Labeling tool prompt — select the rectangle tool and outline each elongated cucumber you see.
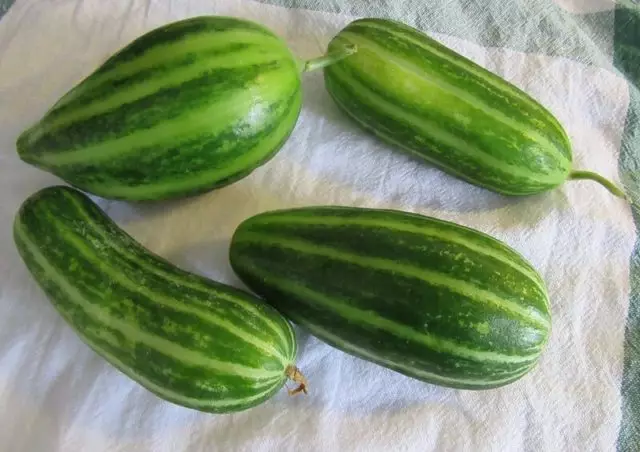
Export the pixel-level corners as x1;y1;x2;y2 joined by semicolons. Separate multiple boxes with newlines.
230;206;551;389
323;18;628;200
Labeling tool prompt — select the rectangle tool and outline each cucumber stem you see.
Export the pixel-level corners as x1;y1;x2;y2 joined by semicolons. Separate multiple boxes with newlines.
568;170;631;202
301;44;357;73
285;365;308;395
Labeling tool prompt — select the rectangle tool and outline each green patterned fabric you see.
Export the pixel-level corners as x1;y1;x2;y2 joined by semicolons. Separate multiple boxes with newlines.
615;5;640;450
257;0;614;65
0;0;14;18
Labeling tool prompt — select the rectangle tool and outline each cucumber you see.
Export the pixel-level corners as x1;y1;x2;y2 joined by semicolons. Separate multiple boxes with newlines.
323;18;628;200
229;206;551;389
16;16;352;201
14;186;307;413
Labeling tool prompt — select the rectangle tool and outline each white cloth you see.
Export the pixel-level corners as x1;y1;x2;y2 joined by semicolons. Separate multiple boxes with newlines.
0;1;635;450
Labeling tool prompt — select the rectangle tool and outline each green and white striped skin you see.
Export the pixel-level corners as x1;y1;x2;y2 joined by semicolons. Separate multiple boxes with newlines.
323;18;628;199
229;206;551;390
14;186;301;413
16;16;302;201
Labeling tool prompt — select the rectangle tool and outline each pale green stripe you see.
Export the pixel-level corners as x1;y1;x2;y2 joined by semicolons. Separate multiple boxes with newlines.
39;49;286;136
65;192;293;350
330;64;564;184
15;224;284;382
77;323;283;409
237;232;551;330
46;199;290;364
303;320;536;387
91;320;284;391
249;213;547;294
327;86;539;194
52;29;284;111
35;68;293;167
79;90;300;199
355;19;567;138
284;312;297;357
329;73;555;194
340;31;568;164
237;255;542;365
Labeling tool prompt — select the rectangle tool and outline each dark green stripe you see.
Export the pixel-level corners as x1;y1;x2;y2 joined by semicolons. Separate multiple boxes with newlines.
52;89;300;186
249;206;547;290
29;61;285;155
56;90;300;200
339;20;568;149
49;42;258;116
258;206;538;267
327;58;567;175
310;322;535;390
96;16;275;72
244;220;549;313
232;253;537;381
325;70;555;194
108;340;282;403
231;239;546;358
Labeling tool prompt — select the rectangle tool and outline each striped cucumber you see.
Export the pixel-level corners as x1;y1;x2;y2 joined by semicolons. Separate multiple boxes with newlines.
16;16;353;201
323;18;628;200
229;206;551;390
13;186;307;413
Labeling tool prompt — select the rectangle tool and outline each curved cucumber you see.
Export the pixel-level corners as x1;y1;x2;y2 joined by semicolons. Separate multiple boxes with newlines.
323;18;627;199
14;186;306;413
229;206;551;390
